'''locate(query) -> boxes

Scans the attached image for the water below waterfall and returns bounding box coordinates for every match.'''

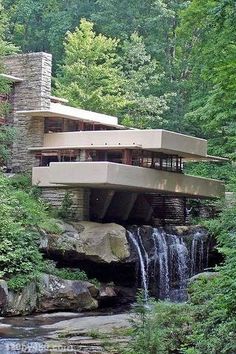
[128,226,210,302]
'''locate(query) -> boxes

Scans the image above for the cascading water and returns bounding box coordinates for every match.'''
[169,234,189,301]
[152,229,170,300]
[128,226,210,302]
[190,230,209,276]
[127,231,149,301]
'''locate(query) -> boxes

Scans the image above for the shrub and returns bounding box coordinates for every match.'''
[182,199,236,354]
[123,296,193,354]
[0,174,58,290]
[57,192,74,219]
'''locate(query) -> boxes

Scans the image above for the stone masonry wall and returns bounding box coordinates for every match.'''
[3,53,90,221]
[41,187,90,221]
[3,52,52,172]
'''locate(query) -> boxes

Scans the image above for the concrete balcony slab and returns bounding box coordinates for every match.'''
[32,162,225,199]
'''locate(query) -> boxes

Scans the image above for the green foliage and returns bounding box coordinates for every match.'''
[119,32,171,128]
[185,162,236,192]
[57,191,74,220]
[0,173,58,289]
[0,1,18,56]
[8,173,31,190]
[0,2,19,166]
[7,273,37,292]
[0,125,15,163]
[53,268,88,282]
[183,198,236,354]
[124,298,193,354]
[178,0,236,157]
[0,174,96,291]
[55,19,129,116]
[3,0,97,69]
[56,20,170,127]
[42,260,100,287]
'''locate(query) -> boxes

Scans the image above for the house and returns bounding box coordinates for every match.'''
[1,52,225,224]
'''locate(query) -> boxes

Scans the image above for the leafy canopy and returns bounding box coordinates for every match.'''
[178,0,236,158]
[55,19,129,116]
[120,32,171,128]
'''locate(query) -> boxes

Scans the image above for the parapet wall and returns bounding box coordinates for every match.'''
[3,52,52,172]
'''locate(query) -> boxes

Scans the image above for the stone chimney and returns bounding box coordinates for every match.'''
[3,52,52,172]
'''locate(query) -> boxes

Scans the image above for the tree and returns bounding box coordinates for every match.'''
[93,0,173,60]
[3,0,98,69]
[119,33,170,128]
[0,2,18,165]
[178,0,236,158]
[55,19,129,116]
[93,0,190,131]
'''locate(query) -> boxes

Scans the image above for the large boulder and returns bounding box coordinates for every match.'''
[37,274,98,313]
[0,280,37,316]
[0,274,98,316]
[0,280,8,313]
[41,221,130,263]
[6,282,37,316]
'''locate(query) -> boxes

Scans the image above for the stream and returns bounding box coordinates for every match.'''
[0,310,130,353]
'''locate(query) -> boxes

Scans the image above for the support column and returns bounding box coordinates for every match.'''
[90,189,115,220]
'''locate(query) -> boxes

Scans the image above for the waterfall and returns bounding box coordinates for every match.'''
[137,228,150,288]
[169,235,189,301]
[190,230,208,276]
[128,226,209,302]
[152,229,170,300]
[127,231,149,301]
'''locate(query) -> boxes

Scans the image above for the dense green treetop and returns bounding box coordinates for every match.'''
[178,0,236,157]
[0,1,18,164]
[55,19,129,115]
[119,32,171,128]
[3,0,97,66]
[55,20,170,127]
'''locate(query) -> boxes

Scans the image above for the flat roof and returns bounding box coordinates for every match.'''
[183,155,229,162]
[17,102,127,129]
[29,144,142,151]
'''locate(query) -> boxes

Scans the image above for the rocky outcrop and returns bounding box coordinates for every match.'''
[0,280,8,309]
[6,282,37,316]
[40,221,130,263]
[37,274,98,313]
[0,274,98,316]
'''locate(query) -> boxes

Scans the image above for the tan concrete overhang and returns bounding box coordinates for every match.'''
[183,155,229,162]
[29,144,142,151]
[50,95,69,104]
[0,73,23,82]
[17,102,128,129]
[32,162,225,199]
[30,129,210,159]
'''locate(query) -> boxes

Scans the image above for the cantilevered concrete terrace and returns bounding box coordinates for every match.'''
[29,129,226,161]
[38,129,207,156]
[32,162,225,199]
[17,102,128,130]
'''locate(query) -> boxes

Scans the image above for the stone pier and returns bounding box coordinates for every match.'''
[3,52,52,172]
